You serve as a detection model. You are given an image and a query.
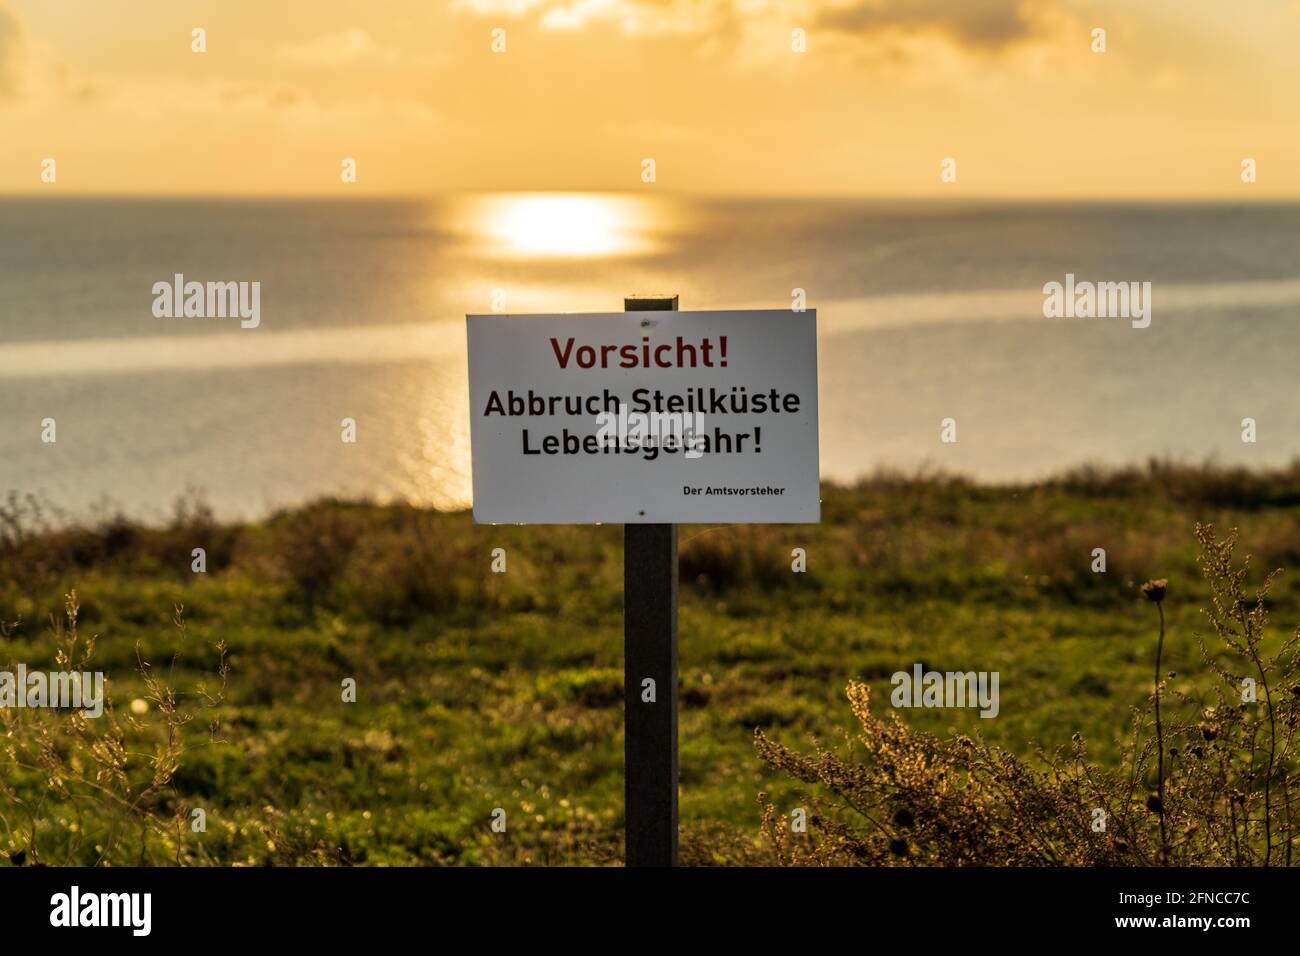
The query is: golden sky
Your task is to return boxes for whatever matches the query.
[1,0,1297,197]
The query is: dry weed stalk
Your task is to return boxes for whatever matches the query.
[1,592,229,865]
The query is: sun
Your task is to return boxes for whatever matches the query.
[469,193,656,258]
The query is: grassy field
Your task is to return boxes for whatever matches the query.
[3,461,1300,865]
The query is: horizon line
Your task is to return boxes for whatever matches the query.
[3,190,1299,205]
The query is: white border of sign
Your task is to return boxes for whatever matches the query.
[466,309,819,524]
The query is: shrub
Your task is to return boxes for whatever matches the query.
[271,502,363,610]
[679,527,793,591]
[755,524,1300,866]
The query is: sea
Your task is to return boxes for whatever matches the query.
[1,194,1297,522]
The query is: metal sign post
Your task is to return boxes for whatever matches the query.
[622,293,679,867]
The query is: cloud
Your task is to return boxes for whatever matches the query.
[277,28,401,65]
[0,2,24,98]
[814,0,1058,53]
[454,0,732,35]
[540,0,618,31]
[451,0,547,15]
[451,0,1065,60]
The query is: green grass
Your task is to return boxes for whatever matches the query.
[3,461,1300,865]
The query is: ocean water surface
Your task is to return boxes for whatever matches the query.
[2,195,1297,522]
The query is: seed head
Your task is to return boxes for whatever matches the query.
[1141,578,1168,603]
